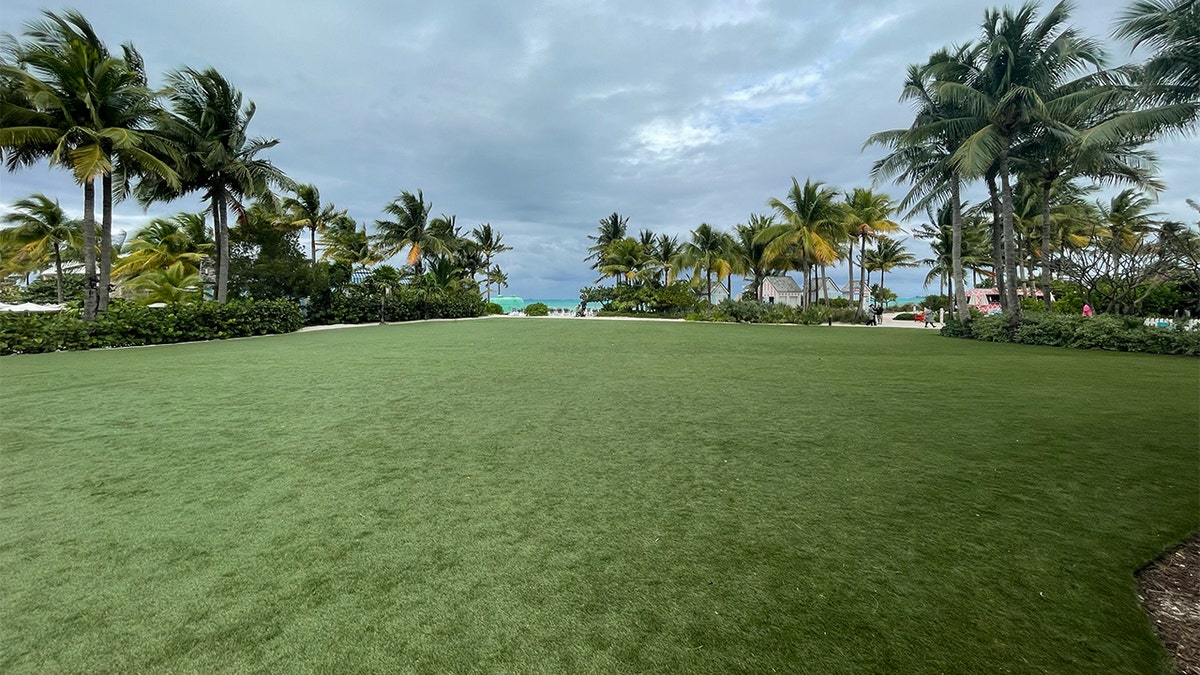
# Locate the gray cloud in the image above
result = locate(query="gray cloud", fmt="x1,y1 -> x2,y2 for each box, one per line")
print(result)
2,0 -> 1195,299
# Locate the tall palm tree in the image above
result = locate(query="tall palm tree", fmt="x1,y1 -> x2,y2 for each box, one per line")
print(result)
766,178 -> 842,309
1,10 -> 177,318
471,223 -> 511,301
840,188 -> 901,312
374,190 -> 451,277
934,1 -> 1106,319
868,48 -> 980,321
136,67 -> 291,303
0,193 -> 81,302
682,223 -> 732,303
280,183 -> 341,263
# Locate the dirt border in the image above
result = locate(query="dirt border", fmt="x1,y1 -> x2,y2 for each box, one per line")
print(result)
1138,531 -> 1200,674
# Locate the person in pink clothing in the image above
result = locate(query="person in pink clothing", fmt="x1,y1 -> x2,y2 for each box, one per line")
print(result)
1082,303 -> 1093,317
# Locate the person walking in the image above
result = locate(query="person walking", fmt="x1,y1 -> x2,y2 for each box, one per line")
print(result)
924,307 -> 937,328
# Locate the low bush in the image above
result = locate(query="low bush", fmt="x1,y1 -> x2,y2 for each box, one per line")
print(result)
0,298 -> 304,356
524,302 -> 549,317
894,312 -> 916,321
687,302 -> 869,325
940,311 -> 1200,356
485,302 -> 504,315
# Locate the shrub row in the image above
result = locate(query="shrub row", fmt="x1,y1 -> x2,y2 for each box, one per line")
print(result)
0,299 -> 304,355
940,312 -> 1200,356
303,286 -> 485,325
687,300 -> 870,325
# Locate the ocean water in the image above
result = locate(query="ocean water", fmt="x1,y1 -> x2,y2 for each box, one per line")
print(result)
524,299 -> 583,310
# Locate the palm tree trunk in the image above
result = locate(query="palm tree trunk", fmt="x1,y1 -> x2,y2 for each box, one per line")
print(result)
1040,182 -> 1053,310
998,152 -> 1020,320
310,227 -> 317,264
216,190 -> 229,304
951,171 -> 969,322
99,172 -> 114,313
82,179 -> 99,322
847,250 -> 854,309
53,242 -> 64,304
858,237 -> 868,312
706,269 -> 712,303
986,175 -> 1005,311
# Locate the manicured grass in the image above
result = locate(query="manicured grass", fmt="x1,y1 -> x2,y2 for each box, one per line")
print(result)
1,319 -> 1196,673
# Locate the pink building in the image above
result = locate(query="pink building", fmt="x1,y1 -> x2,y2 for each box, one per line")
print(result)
965,288 -> 1047,315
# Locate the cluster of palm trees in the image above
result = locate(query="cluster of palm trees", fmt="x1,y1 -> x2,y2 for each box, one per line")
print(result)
587,182 -> 917,310
0,10 -> 512,314
868,0 -> 1198,321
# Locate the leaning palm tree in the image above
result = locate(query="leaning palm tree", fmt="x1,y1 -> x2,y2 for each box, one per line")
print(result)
0,193 -> 81,302
766,178 -> 842,309
374,190 -> 451,277
0,10 -> 177,318
136,67 -> 291,303
280,183 -> 341,263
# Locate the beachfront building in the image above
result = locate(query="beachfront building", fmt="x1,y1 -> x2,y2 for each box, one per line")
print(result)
751,276 -> 803,306
805,277 -> 845,305
965,287 -> 1048,315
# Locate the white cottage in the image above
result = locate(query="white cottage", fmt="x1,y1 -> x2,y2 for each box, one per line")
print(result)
755,276 -> 804,307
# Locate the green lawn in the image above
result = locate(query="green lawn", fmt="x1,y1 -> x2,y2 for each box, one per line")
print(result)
1,319 -> 1196,673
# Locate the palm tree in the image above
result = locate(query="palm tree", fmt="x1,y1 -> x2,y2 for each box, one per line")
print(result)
766,178 -> 842,309
1083,0 -> 1200,145
471,223 -> 511,301
136,67 -> 291,303
280,183 -> 341,263
840,188 -> 901,312
682,223 -> 732,303
729,214 -> 777,301
113,212 -> 213,280
934,1 -> 1106,319
126,261 -> 201,304
598,237 -> 648,285
647,233 -> 685,285
320,213 -> 378,268
586,212 -> 629,272
374,190 -> 451,277
864,236 -> 919,296
1,10 -> 177,318
867,48 -> 979,321
0,193 -> 81,302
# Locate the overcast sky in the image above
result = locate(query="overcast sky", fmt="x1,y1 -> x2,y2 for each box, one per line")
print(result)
2,0 -> 1196,299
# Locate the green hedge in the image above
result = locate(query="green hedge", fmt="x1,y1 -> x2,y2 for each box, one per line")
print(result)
941,312 -> 1200,356
0,299 -> 305,356
686,301 -> 869,325
524,302 -> 549,317
307,286 -> 485,325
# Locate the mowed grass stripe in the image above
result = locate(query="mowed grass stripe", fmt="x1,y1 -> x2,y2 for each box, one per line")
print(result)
1,319 -> 1196,673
